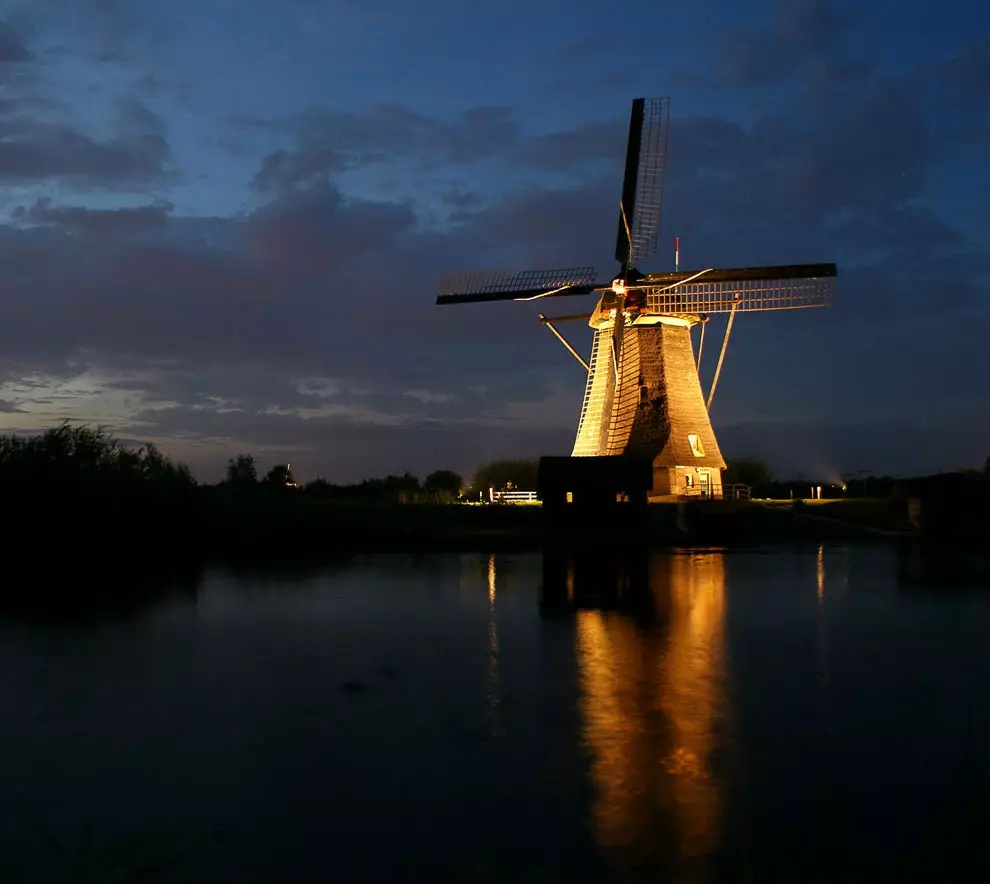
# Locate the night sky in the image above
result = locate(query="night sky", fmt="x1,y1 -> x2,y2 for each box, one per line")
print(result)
0,0 -> 986,483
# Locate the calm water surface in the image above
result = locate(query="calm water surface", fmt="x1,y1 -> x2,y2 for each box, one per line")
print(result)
2,546 -> 990,883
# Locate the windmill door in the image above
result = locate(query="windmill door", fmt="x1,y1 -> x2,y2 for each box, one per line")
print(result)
699,471 -> 710,498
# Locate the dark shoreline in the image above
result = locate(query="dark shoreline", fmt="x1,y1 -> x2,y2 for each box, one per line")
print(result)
6,493 -> 990,619
10,489 -> 988,578
7,493 -> 917,567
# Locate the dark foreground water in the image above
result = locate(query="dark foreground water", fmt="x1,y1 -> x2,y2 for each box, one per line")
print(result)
3,545 -> 990,883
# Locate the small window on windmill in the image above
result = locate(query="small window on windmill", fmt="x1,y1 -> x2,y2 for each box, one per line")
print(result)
566,491 -> 574,504
688,434 -> 705,457
616,491 -> 629,503
639,385 -> 649,403
685,474 -> 695,488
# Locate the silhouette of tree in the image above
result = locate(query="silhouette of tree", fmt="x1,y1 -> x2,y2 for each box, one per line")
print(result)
723,457 -> 773,490
472,459 -> 538,494
303,477 -> 334,496
0,422 -> 193,492
424,470 -> 462,500
263,463 -> 296,487
225,454 -> 257,486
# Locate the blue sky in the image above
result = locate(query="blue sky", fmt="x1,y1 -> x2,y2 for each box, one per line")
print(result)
0,0 -> 986,481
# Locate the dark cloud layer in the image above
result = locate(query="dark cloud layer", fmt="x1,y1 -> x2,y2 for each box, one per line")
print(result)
0,66 -> 172,186
0,14 -> 172,186
690,0 -> 861,88
0,124 -> 170,183
0,21 -> 32,63
252,104 -> 521,193
15,197 -> 171,233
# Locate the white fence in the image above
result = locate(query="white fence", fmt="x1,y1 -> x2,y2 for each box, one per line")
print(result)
486,486 -> 751,503
678,484 -> 751,500
490,489 -> 539,503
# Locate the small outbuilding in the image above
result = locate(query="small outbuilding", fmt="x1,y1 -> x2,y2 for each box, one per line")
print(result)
538,455 -> 653,540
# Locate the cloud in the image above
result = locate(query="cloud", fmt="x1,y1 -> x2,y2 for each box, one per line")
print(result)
14,197 -> 172,234
249,102 -> 638,197
681,0 -> 862,89
13,0 -> 175,68
0,117 -> 172,185
446,174 -> 617,270
513,118 -> 625,172
251,147 -> 348,194
296,103 -> 519,166
909,36 -> 990,145
243,183 -> 416,273
0,21 -> 32,63
252,103 -> 520,192
658,78 -> 989,319
0,399 -> 25,412
116,95 -> 166,137
439,186 -> 482,210
0,14 -> 175,191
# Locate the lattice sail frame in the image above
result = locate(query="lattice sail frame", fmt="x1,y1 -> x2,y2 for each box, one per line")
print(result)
627,97 -> 670,266
639,274 -> 833,315
439,266 -> 597,297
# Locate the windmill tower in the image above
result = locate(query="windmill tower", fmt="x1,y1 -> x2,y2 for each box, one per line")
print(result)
437,97 -> 836,498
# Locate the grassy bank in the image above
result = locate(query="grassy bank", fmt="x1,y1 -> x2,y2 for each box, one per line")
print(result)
191,493 -> 914,560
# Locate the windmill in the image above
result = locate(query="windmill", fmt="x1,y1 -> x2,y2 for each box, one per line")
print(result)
436,97 -> 836,499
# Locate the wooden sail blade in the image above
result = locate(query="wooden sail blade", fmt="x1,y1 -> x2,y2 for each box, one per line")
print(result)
627,97 -> 670,266
436,267 -> 599,306
614,97 -> 670,268
640,263 -> 836,314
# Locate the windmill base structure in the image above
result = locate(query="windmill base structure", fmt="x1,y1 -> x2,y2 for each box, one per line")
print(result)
436,96 -> 837,501
573,314 -> 725,497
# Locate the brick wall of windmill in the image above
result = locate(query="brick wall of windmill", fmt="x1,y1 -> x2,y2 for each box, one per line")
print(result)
595,323 -> 725,493
605,327 -> 671,458
571,321 -> 726,496
652,324 -> 726,495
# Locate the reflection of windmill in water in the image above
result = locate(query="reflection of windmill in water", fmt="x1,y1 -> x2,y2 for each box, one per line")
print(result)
542,551 -> 729,882
438,98 -> 836,497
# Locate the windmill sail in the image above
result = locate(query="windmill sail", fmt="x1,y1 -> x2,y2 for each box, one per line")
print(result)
437,266 -> 598,305
638,263 -> 836,314
614,97 -> 670,268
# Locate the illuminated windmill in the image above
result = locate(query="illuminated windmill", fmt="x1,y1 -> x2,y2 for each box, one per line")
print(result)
437,97 -> 836,498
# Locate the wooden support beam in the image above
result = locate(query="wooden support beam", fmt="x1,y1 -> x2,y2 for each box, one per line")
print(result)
538,314 -> 590,372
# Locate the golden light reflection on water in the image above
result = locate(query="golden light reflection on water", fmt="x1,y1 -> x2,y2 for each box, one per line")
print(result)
487,554 -> 502,733
575,552 -> 727,881
817,544 -> 825,602
488,554 -> 497,606
816,545 -> 832,699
